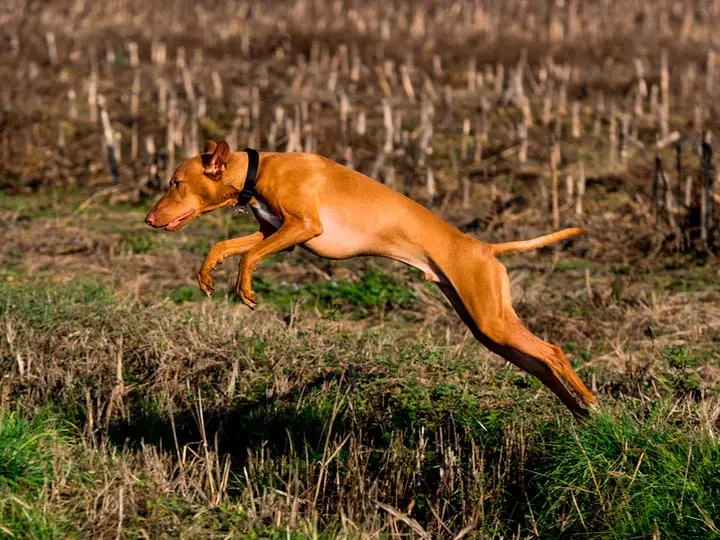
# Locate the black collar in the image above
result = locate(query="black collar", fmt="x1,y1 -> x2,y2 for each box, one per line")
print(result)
237,148 -> 259,206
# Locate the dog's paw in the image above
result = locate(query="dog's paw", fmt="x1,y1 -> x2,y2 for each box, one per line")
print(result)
197,271 -> 215,297
237,286 -> 257,310
586,399 -> 602,414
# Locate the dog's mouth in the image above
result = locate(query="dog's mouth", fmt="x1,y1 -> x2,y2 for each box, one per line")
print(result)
164,209 -> 195,231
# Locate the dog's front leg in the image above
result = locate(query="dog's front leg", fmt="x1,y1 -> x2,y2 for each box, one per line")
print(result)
236,219 -> 322,308
198,231 -> 266,296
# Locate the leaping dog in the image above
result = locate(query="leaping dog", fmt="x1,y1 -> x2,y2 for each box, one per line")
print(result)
145,140 -> 598,416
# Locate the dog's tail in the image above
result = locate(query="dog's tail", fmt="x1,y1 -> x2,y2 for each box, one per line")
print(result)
490,227 -> 587,256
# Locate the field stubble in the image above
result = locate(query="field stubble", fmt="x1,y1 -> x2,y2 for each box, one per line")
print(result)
1,0 -> 720,538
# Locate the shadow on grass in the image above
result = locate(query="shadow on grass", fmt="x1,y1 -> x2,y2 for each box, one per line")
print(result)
106,369 -> 354,465
103,366 -> 536,534
89,338 -> 720,540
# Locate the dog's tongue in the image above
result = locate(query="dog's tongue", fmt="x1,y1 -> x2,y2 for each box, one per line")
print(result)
166,209 -> 193,229
167,216 -> 184,229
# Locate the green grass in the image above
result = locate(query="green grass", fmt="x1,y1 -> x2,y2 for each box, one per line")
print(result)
163,263 -> 418,314
2,398 -> 719,538
253,264 -> 416,315
660,345 -> 704,397
0,413 -> 61,491
0,189 -> 87,218
0,412 -> 74,538
0,277 -> 117,332
663,345 -> 696,369
535,410 -> 720,539
168,284 -> 209,303
0,268 -> 718,537
117,231 -> 169,254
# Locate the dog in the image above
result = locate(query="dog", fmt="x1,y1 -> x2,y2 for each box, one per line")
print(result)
145,140 -> 599,416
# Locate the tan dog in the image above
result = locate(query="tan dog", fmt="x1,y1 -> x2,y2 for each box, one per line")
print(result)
146,140 -> 598,416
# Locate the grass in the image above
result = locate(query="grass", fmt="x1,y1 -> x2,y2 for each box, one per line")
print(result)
0,274 -> 718,537
0,413 -> 61,491
1,278 -> 117,332
167,264 -> 417,315
252,264 -> 417,315
5,0 -> 720,533
536,410 -> 720,539
0,384 -> 718,537
1,183 -> 718,537
0,412 -> 73,538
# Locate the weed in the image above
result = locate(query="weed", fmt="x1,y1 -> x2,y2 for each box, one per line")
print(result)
118,232 -> 163,254
168,284 -> 208,303
663,345 -> 696,369
252,265 -> 416,315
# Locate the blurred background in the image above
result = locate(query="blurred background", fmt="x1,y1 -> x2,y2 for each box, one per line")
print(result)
1,0 -> 719,253
0,1 -> 719,538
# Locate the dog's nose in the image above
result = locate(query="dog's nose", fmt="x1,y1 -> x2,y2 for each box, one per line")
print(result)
145,213 -> 155,226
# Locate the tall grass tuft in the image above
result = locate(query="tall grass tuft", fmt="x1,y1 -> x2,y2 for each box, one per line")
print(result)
534,410 -> 720,538
0,412 -> 72,538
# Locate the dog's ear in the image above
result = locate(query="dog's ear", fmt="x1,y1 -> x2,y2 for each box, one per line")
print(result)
203,140 -> 230,179
203,139 -> 218,154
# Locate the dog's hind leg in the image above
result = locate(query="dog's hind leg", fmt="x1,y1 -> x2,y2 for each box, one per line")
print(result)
497,317 -> 598,407
495,344 -> 588,417
437,282 -> 588,415
437,250 -> 598,411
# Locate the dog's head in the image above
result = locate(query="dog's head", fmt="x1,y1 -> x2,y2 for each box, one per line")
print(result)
145,140 -> 238,231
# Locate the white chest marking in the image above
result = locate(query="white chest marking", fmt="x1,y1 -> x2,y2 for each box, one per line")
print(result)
250,200 -> 283,229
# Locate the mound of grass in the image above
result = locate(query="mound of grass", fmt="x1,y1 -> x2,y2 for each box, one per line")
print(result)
534,410 -> 720,538
168,284 -> 209,303
663,345 -> 696,369
662,345 -> 703,398
0,413 -> 60,490
253,265 -> 416,315
0,411 -> 73,538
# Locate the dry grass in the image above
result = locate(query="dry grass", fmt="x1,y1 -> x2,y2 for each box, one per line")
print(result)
1,0 -> 720,537
0,196 -> 718,537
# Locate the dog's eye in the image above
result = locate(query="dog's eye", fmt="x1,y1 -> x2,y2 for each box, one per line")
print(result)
170,179 -> 179,188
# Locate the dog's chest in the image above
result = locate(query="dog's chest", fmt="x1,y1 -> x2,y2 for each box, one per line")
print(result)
249,200 -> 282,229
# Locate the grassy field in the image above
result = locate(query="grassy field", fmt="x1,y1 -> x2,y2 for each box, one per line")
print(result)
2,0 -> 720,537
1,189 -> 718,538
